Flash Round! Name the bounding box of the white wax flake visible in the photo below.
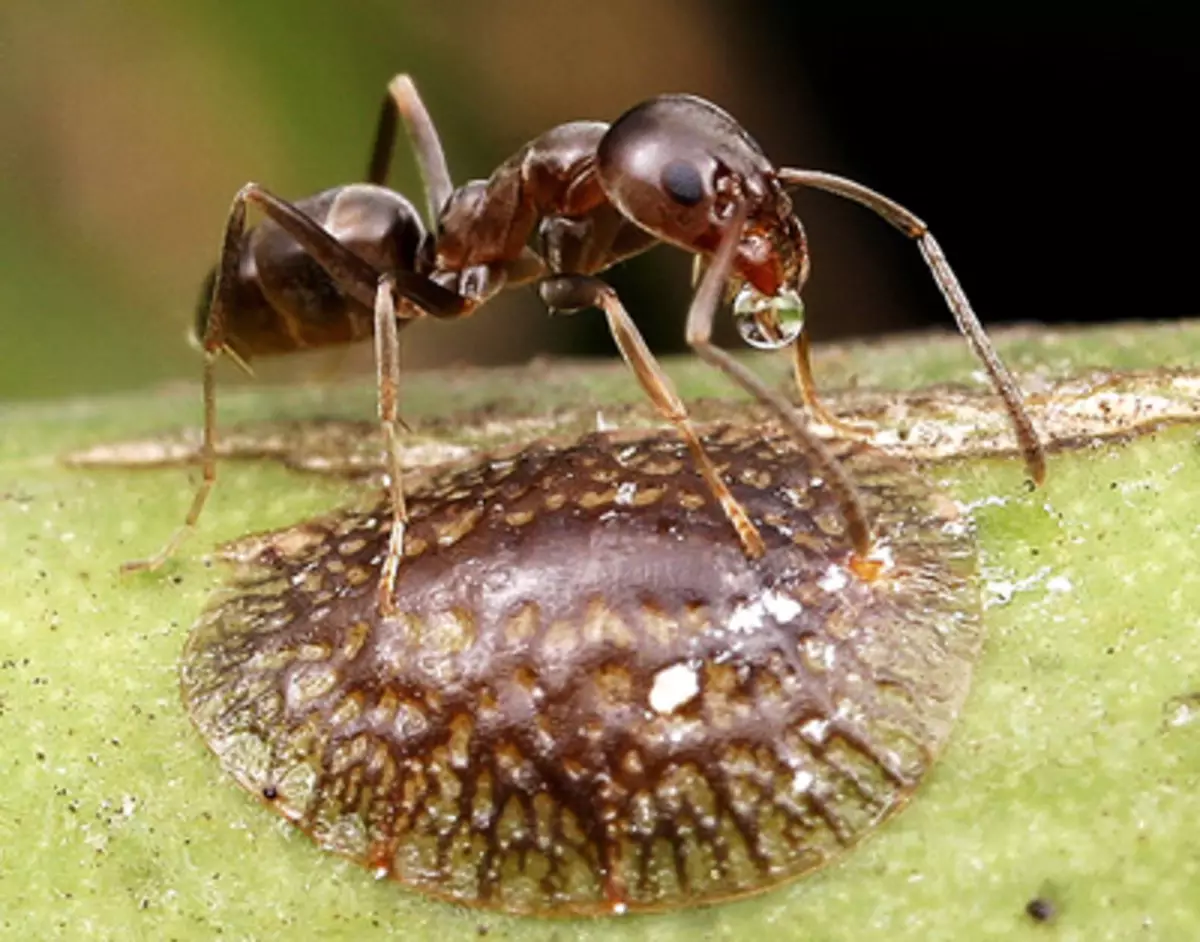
[791,770,814,793]
[987,581,1016,606]
[941,519,969,537]
[728,590,803,633]
[1046,575,1074,594]
[958,495,1011,513]
[649,663,700,715]
[800,717,830,743]
[615,482,638,506]
[818,565,849,593]
[595,410,617,432]
[1165,697,1199,729]
[728,602,764,634]
[612,902,629,915]
[985,566,1051,607]
[764,590,802,621]
[870,543,896,571]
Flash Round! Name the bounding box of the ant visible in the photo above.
[126,75,1044,615]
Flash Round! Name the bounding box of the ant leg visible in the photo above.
[373,275,412,616]
[121,194,249,572]
[779,168,1045,485]
[539,276,767,560]
[234,183,470,317]
[791,329,874,438]
[367,74,454,226]
[685,204,874,559]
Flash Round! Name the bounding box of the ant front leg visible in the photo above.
[367,74,454,225]
[121,190,250,573]
[779,168,1045,486]
[684,204,874,561]
[539,275,767,561]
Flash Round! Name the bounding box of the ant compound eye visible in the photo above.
[660,160,706,207]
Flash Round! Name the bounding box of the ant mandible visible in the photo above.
[126,75,1044,615]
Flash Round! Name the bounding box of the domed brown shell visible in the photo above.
[181,424,982,916]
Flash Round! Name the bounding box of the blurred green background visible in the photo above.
[1,7,1195,401]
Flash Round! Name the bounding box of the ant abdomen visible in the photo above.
[232,185,428,357]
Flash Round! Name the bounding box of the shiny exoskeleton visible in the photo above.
[128,74,1045,614]
[182,423,987,915]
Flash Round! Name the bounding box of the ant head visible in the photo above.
[597,95,808,297]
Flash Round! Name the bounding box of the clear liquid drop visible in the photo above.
[733,286,806,350]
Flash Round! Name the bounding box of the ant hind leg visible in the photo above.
[121,192,251,573]
[367,74,454,226]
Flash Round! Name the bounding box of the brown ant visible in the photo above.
[126,75,1044,614]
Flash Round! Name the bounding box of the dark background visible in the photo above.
[1,5,1195,400]
[779,26,1199,335]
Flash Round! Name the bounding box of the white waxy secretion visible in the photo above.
[648,662,701,715]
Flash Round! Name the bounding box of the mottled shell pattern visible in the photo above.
[182,424,982,916]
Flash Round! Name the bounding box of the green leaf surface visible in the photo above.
[1,322,1198,941]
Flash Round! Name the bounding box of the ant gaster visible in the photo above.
[126,75,1045,614]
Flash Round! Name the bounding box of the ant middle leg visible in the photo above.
[121,191,251,573]
[683,204,874,560]
[539,275,767,560]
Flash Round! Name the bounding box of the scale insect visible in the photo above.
[183,423,984,916]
